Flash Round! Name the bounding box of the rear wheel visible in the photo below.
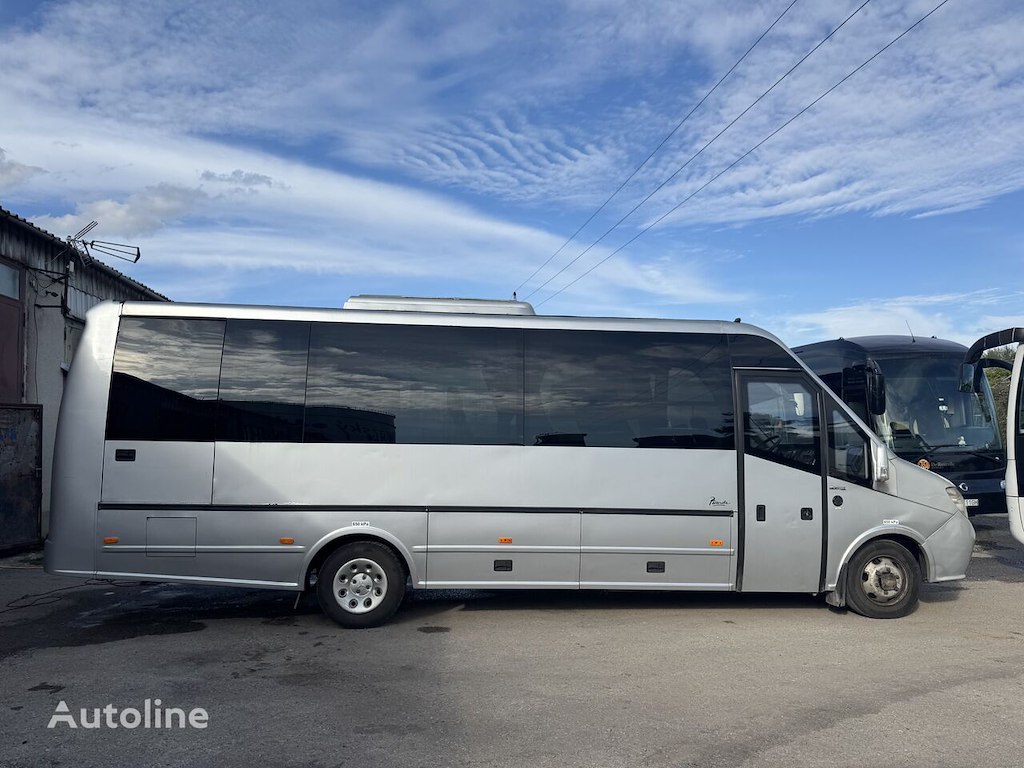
[316,541,405,628]
[844,540,921,619]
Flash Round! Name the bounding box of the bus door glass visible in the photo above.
[737,372,824,592]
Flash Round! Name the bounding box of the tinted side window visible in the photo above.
[304,323,524,445]
[730,334,797,368]
[216,320,310,442]
[828,405,871,487]
[525,330,733,448]
[106,317,225,441]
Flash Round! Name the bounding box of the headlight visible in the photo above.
[945,486,967,516]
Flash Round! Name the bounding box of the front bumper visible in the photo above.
[923,511,976,582]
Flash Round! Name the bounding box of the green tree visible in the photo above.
[984,347,1016,446]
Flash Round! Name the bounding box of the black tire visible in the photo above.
[844,540,921,619]
[316,541,406,628]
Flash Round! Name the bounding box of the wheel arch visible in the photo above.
[302,528,416,590]
[828,527,930,608]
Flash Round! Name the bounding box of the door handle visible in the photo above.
[756,504,766,522]
[114,449,136,462]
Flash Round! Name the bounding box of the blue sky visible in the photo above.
[1,0,1022,346]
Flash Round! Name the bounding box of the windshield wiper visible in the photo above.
[960,449,1002,465]
[925,445,1003,464]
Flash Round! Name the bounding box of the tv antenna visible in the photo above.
[65,220,142,266]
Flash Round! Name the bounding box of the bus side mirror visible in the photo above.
[841,366,885,415]
[873,443,890,483]
[866,369,886,416]
[959,362,976,393]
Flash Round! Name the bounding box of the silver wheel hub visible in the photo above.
[859,556,905,604]
[333,557,388,614]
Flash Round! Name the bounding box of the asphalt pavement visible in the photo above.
[1,513,1022,768]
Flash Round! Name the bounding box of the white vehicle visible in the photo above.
[963,328,1024,544]
[45,296,975,627]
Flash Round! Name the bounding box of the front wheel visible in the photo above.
[316,541,406,628]
[844,540,921,619]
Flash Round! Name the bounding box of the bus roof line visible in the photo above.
[964,328,1024,364]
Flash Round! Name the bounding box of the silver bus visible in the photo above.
[45,296,975,626]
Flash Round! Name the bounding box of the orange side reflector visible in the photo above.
[279,537,296,545]
[709,539,724,547]
[917,458,931,471]
[498,537,513,544]
[103,537,119,545]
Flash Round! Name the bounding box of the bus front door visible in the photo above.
[737,372,825,593]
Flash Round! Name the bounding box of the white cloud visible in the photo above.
[0,147,46,189]
[36,184,208,239]
[1,103,732,311]
[977,316,1024,336]
[0,0,1022,324]
[200,170,277,189]
[772,290,1022,347]
[5,1,1023,222]
[383,112,631,205]
[636,1,1024,228]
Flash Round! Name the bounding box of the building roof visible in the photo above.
[0,204,169,301]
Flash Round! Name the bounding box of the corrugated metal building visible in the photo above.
[0,205,168,548]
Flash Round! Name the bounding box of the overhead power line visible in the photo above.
[536,0,953,309]
[525,0,874,303]
[513,0,801,298]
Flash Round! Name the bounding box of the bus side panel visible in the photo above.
[210,443,738,590]
[1009,496,1024,546]
[580,513,734,589]
[45,302,122,578]
[426,511,580,587]
[211,444,737,513]
[101,441,214,504]
[212,442,429,585]
[94,508,426,589]
[192,508,423,588]
[95,440,215,579]
[824,465,952,589]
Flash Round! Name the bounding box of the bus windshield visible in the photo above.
[877,353,1001,454]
